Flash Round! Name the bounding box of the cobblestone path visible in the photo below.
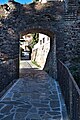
[20,61,32,69]
[0,61,68,120]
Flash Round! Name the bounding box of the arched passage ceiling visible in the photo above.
[20,28,54,38]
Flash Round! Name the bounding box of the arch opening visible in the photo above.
[19,28,56,78]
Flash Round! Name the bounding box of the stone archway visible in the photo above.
[0,1,64,91]
[19,27,56,78]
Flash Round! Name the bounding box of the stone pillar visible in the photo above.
[44,34,57,79]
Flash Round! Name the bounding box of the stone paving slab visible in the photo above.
[0,67,68,120]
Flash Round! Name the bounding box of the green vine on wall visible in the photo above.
[29,33,39,48]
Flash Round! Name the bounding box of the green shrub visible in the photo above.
[32,60,41,67]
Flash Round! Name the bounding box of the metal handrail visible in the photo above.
[58,59,80,94]
[57,59,80,120]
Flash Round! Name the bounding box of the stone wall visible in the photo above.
[57,0,80,86]
[31,33,50,69]
[0,0,80,91]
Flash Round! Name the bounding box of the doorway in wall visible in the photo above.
[19,32,51,77]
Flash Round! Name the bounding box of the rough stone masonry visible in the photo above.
[0,0,80,91]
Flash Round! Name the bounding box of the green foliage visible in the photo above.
[30,33,39,48]
[32,60,41,67]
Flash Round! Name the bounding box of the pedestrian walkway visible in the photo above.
[0,61,68,120]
